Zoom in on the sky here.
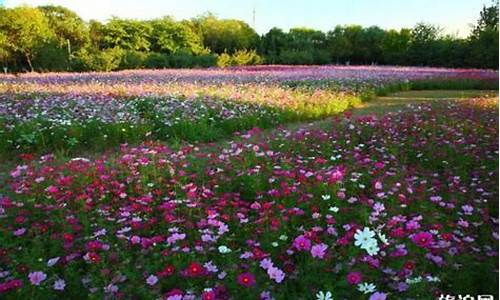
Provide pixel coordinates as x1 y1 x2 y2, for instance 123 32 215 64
3 0 493 37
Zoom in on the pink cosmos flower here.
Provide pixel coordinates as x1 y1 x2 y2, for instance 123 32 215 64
130 235 141 244
237 272 256 287
412 232 434 248
267 266 285 283
347 271 362 285
293 235 311 251
28 271 47 286
310 243 328 259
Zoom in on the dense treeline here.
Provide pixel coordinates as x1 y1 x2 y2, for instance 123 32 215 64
0 2 498 72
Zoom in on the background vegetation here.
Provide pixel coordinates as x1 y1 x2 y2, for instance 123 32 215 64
0 1 498 72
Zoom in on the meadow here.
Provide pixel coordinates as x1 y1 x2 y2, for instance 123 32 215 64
0 65 498 300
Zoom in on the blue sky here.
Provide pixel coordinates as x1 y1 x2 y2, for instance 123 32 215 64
4 0 492 37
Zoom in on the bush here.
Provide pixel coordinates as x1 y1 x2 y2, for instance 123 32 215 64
144 52 169 68
72 47 123 71
216 53 233 67
217 50 263 67
119 50 147 70
34 41 70 72
231 49 263 65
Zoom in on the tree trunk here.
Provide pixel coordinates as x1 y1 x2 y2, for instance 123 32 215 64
25 52 33 72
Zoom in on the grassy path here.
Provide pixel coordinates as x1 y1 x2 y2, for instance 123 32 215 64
350 89 498 116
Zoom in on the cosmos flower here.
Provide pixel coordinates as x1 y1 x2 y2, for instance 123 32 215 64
293 235 312 251
53 279 66 291
28 271 47 286
357 282 377 294
347 272 362 285
146 275 158 286
316 290 333 300
311 243 328 259
237 273 256 287
411 232 434 248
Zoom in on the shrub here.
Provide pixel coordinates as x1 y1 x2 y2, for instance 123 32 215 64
34 41 70 72
231 49 263 65
217 50 263 67
217 52 233 67
72 47 123 71
144 52 169 68
119 50 147 70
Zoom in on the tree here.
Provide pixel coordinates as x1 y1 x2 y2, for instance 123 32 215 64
381 29 411 65
327 26 353 64
468 0 499 68
0 30 10 70
149 18 204 54
100 18 152 51
260 27 287 63
408 22 442 66
0 6 54 71
38 5 89 52
192 14 259 54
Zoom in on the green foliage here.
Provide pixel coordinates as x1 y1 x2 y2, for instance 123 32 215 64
149 17 205 54
144 52 170 68
468 0 499 69
192 13 259 54
0 3 498 71
72 47 123 71
100 18 152 51
33 40 69 71
38 5 89 51
0 6 54 71
217 49 263 67
119 50 147 69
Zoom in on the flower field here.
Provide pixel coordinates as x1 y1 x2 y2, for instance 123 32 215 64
0 66 498 299
0 66 497 157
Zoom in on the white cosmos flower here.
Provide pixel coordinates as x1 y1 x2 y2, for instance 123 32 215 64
329 206 339 213
316 290 333 300
357 282 376 294
377 232 389 245
365 243 380 256
321 195 331 201
354 227 376 248
218 245 232 254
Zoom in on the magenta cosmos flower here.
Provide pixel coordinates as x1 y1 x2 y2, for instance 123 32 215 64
347 271 362 285
412 232 434 248
237 272 256 287
293 235 311 251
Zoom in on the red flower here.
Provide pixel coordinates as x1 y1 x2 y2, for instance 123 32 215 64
158 265 176 277
237 272 256 287
185 262 205 277
403 261 415 270
86 252 101 263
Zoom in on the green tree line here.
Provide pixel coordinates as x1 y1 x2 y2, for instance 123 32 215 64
0 2 498 72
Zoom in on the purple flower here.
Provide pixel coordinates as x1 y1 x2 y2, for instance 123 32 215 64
146 274 158 286
267 266 285 283
369 292 387 300
311 243 328 259
28 271 47 286
53 279 66 291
